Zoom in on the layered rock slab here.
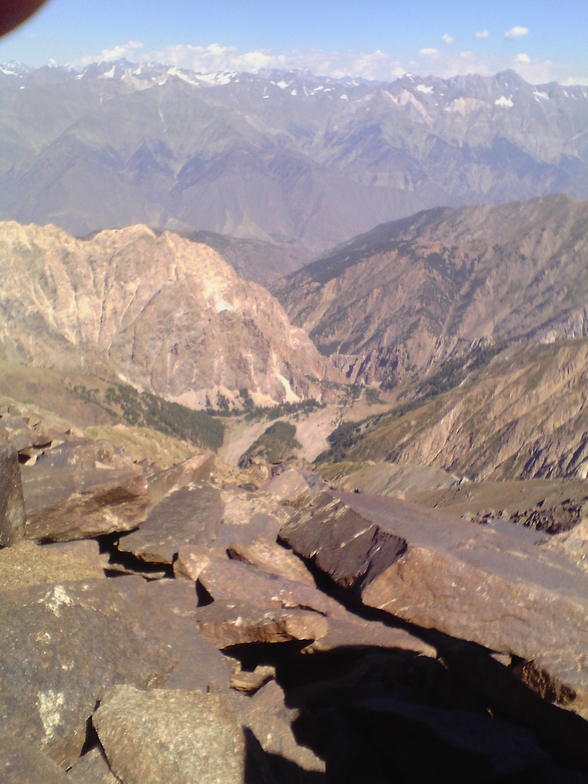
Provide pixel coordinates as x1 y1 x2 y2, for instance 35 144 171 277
114 576 231 693
93 685 245 784
280 491 588 716
22 440 149 541
0 580 176 767
117 481 223 563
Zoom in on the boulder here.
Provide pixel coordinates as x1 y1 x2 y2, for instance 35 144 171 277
67 746 120 784
227 536 316 587
0 742 71 784
147 452 214 507
0 539 104 590
113 577 231 693
194 601 329 648
198 557 345 618
173 544 214 581
280 491 588 716
0 579 176 767
240 681 325 774
93 685 245 784
117 482 223 563
266 470 311 507
0 426 25 546
22 440 149 541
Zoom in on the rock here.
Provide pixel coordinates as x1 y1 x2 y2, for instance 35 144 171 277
173 544 213 582
0 539 104 590
212 512 287 550
93 685 245 784
432 634 588 772
198 557 345 618
117 481 223 563
281 491 588 716
0 579 176 767
194 601 329 648
147 452 214 507
304 615 436 657
266 470 311 507
227 536 316 587
241 681 325 774
0 415 51 452
0 426 25 546
544 517 588 573
220 486 290 530
348 695 550 781
113 577 231 693
0 742 71 784
22 440 149 541
230 665 276 694
67 746 120 784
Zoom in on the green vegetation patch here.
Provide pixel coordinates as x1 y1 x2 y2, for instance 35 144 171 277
239 421 301 465
69 383 224 451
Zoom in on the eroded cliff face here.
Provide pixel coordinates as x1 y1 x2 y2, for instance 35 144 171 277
323 338 588 482
274 194 588 386
0 222 338 407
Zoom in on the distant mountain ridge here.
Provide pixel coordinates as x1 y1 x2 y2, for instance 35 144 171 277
274 194 588 386
1 61 587 248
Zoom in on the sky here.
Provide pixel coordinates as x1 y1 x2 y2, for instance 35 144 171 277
1 0 587 85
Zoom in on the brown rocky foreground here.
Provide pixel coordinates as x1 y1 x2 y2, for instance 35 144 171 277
1 414 588 783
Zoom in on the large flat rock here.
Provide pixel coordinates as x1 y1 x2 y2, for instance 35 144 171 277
198 557 346 618
280 491 588 716
227 536 317 587
0 539 104 590
0 579 176 767
93 685 244 784
22 440 149 541
0 742 71 784
0 426 25 546
114 576 232 693
117 481 223 563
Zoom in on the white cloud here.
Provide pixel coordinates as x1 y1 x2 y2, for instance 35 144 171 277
514 53 531 64
441 34 456 45
475 30 490 39
79 40 144 67
420 48 439 56
504 26 529 40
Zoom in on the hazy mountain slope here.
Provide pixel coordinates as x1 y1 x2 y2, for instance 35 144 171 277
319 338 588 482
0 221 338 407
274 194 588 385
1 63 588 246
175 231 309 285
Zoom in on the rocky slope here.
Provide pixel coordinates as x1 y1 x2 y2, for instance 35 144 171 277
0 221 338 408
1 398 588 782
317 338 588 483
274 194 588 385
1 62 588 247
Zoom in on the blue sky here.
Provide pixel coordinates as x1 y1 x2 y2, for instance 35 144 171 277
1 0 587 84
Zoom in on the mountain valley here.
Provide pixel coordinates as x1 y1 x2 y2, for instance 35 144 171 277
2 58 588 783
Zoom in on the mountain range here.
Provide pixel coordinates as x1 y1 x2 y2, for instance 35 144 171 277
1 60 588 249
